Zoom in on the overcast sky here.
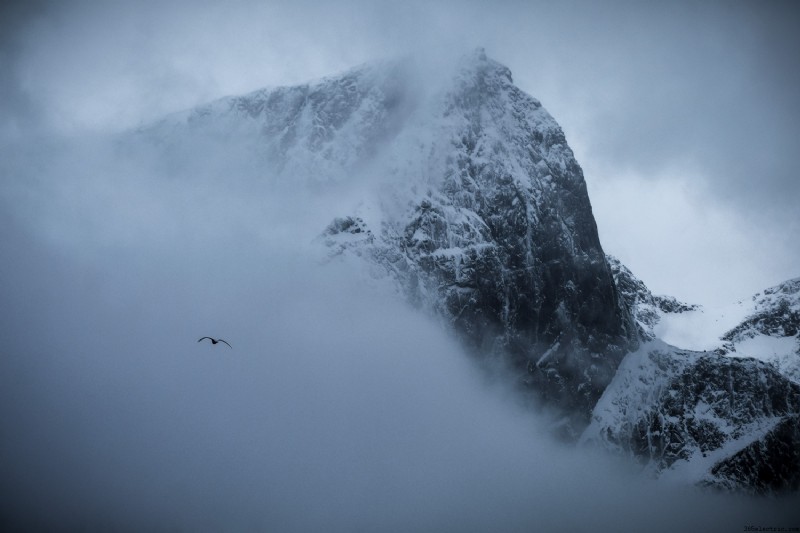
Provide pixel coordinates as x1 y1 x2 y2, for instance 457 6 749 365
2 0 799 305
1 1 799 529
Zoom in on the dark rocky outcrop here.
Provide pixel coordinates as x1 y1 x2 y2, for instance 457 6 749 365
323 51 639 430
140 49 799 492
720 278 800 350
606 255 698 339
708 414 800 494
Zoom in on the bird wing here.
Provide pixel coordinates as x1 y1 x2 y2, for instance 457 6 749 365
198 337 213 342
219 339 232 348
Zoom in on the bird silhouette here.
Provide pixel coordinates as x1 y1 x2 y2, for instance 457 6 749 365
198 337 232 348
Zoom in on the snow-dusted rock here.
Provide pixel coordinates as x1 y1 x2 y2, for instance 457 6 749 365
595 264 800 493
719 278 800 384
582 340 800 494
608 258 799 385
606 255 698 340
318 50 639 429
136 49 799 492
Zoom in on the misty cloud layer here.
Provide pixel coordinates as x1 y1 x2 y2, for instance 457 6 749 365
2 122 798 531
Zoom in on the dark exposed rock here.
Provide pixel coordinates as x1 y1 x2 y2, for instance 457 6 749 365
139 49 799 492
321 216 374 258
715 278 800 383
318 52 640 427
707 414 800 494
584 340 800 493
654 295 698 315
606 255 698 339
596 269 800 493
722 279 800 344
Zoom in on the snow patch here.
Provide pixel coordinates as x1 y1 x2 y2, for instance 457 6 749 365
655 301 750 351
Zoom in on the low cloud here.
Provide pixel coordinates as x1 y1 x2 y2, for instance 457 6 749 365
1 131 797 531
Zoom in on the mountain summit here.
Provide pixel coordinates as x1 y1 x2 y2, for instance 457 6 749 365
145 49 639 430
317 49 640 429
139 50 798 491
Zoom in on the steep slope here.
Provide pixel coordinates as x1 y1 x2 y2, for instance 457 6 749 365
138 58 418 185
592 263 800 493
608 258 799 385
606 255 698 340
140 50 639 429
136 51 799 492
320 50 639 430
581 340 800 493
719 278 800 384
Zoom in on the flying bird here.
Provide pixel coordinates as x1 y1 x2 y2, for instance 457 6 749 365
198 337 232 348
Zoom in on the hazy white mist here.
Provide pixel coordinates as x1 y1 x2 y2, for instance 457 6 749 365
2 128 798 530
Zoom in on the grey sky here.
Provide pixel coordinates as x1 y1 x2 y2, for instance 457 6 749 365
1 1 800 529
3 0 798 304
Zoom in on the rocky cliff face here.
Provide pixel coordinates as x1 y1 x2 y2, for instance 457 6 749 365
142 52 639 429
606 255 698 340
612 258 799 386
582 339 800 494
138 50 798 492
718 278 800 384
140 57 416 185
591 261 800 494
319 51 639 430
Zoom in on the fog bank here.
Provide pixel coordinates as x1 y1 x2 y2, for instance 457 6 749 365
1 132 797 531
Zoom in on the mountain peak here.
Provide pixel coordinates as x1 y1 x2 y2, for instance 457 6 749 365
472 46 488 61
133 53 800 492
450 47 514 92
138 53 639 429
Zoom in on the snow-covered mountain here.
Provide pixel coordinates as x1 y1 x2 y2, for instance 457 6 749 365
592 260 800 493
582 338 800 494
614 260 800 385
606 255 698 340
140 48 638 430
718 278 800 383
137 50 798 492
316 50 640 432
